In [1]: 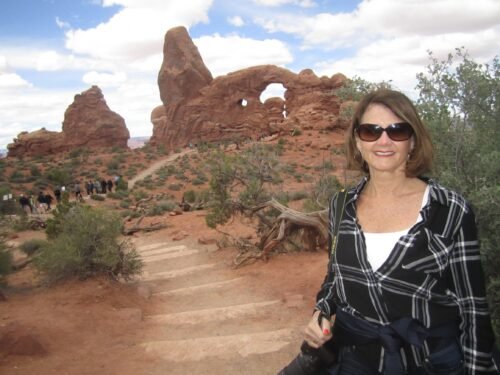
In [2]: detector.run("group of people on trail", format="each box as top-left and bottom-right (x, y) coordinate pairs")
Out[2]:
(83, 178), (115, 196)
(17, 175), (121, 214)
(18, 190), (54, 214)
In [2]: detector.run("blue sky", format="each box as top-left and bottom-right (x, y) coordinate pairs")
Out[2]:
(0, 0), (499, 150)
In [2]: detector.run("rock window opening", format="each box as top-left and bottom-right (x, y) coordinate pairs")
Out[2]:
(260, 83), (286, 119)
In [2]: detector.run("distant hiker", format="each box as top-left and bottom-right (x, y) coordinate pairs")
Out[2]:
(86, 180), (93, 196)
(44, 193), (54, 210)
(54, 187), (61, 203)
(100, 179), (107, 194)
(74, 183), (83, 201)
(107, 179), (113, 192)
(19, 194), (32, 214)
(94, 180), (101, 194)
(29, 195), (38, 214)
(37, 191), (47, 213)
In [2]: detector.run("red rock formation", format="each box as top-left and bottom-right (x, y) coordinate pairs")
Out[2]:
(149, 26), (347, 150)
(158, 26), (213, 105)
(7, 86), (129, 157)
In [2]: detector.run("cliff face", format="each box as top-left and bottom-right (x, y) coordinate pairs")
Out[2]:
(7, 86), (129, 157)
(149, 26), (347, 150)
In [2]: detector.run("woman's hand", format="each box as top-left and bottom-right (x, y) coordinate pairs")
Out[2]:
(304, 310), (333, 348)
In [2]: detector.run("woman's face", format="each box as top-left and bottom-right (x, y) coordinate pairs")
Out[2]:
(356, 103), (413, 176)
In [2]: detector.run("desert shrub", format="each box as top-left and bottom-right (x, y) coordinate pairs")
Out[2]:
(289, 191), (309, 201)
(146, 200), (177, 216)
(91, 194), (105, 201)
(191, 177), (205, 186)
(115, 177), (128, 191)
(416, 49), (499, 340)
(45, 167), (72, 187)
(133, 190), (148, 201)
(168, 183), (182, 191)
(335, 75), (393, 102)
(0, 184), (10, 199)
(0, 245), (12, 284)
(205, 145), (282, 228)
(34, 205), (142, 283)
(30, 165), (41, 177)
(303, 174), (343, 212)
(119, 200), (131, 209)
(314, 160), (335, 171)
(33, 177), (50, 190)
(183, 190), (196, 203)
(9, 170), (27, 183)
(107, 190), (128, 200)
(19, 238), (49, 256)
(106, 160), (120, 174)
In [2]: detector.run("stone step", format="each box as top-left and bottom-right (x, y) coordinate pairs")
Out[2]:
(141, 263), (216, 281)
(145, 269), (240, 294)
(153, 277), (245, 297)
(138, 244), (187, 256)
(142, 249), (199, 263)
(136, 242), (179, 252)
(146, 299), (281, 325)
(140, 248), (214, 274)
(141, 328), (295, 362)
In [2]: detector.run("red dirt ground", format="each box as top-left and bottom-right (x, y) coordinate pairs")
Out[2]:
(0, 130), (348, 374)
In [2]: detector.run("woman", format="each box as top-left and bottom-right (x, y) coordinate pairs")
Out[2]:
(304, 89), (497, 374)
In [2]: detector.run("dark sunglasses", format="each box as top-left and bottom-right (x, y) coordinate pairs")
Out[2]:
(355, 122), (413, 142)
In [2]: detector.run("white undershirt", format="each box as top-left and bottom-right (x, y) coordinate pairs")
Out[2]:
(364, 185), (430, 271)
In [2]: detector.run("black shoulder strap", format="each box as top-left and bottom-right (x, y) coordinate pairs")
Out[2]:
(330, 189), (348, 257)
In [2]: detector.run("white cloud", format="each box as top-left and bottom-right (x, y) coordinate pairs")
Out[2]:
(82, 71), (127, 87)
(0, 46), (117, 73)
(103, 80), (161, 138)
(0, 73), (32, 89)
(0, 86), (74, 149)
(55, 16), (71, 29)
(65, 0), (214, 62)
(228, 16), (245, 27)
(255, 0), (500, 49)
(252, 0), (316, 7)
(195, 34), (293, 76)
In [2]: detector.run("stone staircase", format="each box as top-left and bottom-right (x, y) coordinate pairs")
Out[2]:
(133, 239), (305, 374)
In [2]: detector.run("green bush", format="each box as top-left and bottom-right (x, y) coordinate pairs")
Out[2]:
(303, 174), (343, 212)
(168, 183), (182, 191)
(35, 205), (142, 283)
(183, 190), (196, 203)
(119, 199), (131, 209)
(115, 178), (128, 191)
(19, 238), (49, 256)
(107, 190), (128, 200)
(133, 190), (148, 201)
(416, 49), (499, 341)
(0, 240), (12, 283)
(91, 194), (105, 201)
(30, 165), (41, 177)
(145, 200), (177, 216)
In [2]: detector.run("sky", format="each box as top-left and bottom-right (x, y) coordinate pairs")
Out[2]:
(0, 0), (499, 150)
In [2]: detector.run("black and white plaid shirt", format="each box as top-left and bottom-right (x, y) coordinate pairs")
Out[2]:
(316, 177), (497, 374)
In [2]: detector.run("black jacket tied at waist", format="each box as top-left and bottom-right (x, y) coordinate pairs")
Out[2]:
(334, 309), (459, 374)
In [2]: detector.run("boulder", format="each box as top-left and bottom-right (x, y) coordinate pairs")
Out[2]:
(7, 86), (129, 157)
